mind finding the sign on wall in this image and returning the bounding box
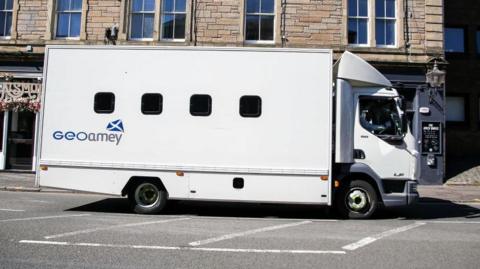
[0,82,42,112]
[421,121,442,154]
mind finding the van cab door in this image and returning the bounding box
[353,94,414,180]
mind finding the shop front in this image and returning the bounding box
[0,71,42,171]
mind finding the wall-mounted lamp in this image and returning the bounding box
[426,58,446,104]
[426,60,446,88]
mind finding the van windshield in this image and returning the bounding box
[359,97,403,137]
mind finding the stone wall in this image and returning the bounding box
[284,0,342,48]
[1,0,444,62]
[16,0,48,40]
[86,0,121,41]
[424,0,443,55]
[194,0,243,46]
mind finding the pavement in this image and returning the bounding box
[445,157,480,186]
[1,171,479,204]
[0,191,479,269]
[0,172,38,192]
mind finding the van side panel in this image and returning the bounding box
[38,47,332,204]
[39,166,328,203]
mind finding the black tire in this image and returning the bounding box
[335,180,378,219]
[128,180,168,214]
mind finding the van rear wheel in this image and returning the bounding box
[128,181,167,214]
[335,180,378,219]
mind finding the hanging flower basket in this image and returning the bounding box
[0,98,41,113]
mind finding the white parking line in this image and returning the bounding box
[342,222,426,251]
[44,217,191,239]
[189,220,311,247]
[186,216,338,223]
[0,214,90,223]
[191,247,345,254]
[424,220,480,224]
[0,208,25,212]
[23,199,54,204]
[19,240,345,255]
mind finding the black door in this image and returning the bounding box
[6,112,35,170]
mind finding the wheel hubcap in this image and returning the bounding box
[346,189,369,212]
[135,183,159,208]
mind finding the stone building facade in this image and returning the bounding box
[442,0,480,182]
[0,0,446,181]
[1,0,444,59]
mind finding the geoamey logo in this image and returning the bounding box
[53,120,124,146]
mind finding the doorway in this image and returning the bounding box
[6,111,36,170]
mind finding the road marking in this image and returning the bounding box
[188,220,311,247]
[23,199,54,204]
[44,217,191,239]
[342,222,426,251]
[0,208,25,212]
[418,202,480,205]
[0,214,90,223]
[19,240,345,255]
[191,247,345,254]
[20,240,69,246]
[185,216,337,223]
[424,220,480,224]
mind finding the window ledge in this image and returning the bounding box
[129,38,154,42]
[160,39,186,43]
[348,43,371,48]
[376,45,398,49]
[244,40,275,45]
[55,37,81,41]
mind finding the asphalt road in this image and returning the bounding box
[0,191,479,269]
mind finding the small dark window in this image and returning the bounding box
[190,94,212,116]
[444,27,466,53]
[240,95,262,117]
[233,177,244,189]
[141,93,163,115]
[94,92,115,113]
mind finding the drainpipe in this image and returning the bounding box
[281,0,287,47]
[404,0,411,54]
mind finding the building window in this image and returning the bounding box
[446,96,466,122]
[375,0,396,46]
[444,27,465,53]
[0,0,13,37]
[245,0,275,42]
[190,94,212,116]
[240,96,262,118]
[161,0,186,40]
[130,0,155,39]
[94,92,115,114]
[56,0,83,38]
[348,0,368,45]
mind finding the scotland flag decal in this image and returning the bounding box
[106,119,124,133]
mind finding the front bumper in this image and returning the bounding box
[382,181,419,207]
[406,181,419,205]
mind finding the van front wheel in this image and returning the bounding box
[335,180,378,219]
[128,181,167,214]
